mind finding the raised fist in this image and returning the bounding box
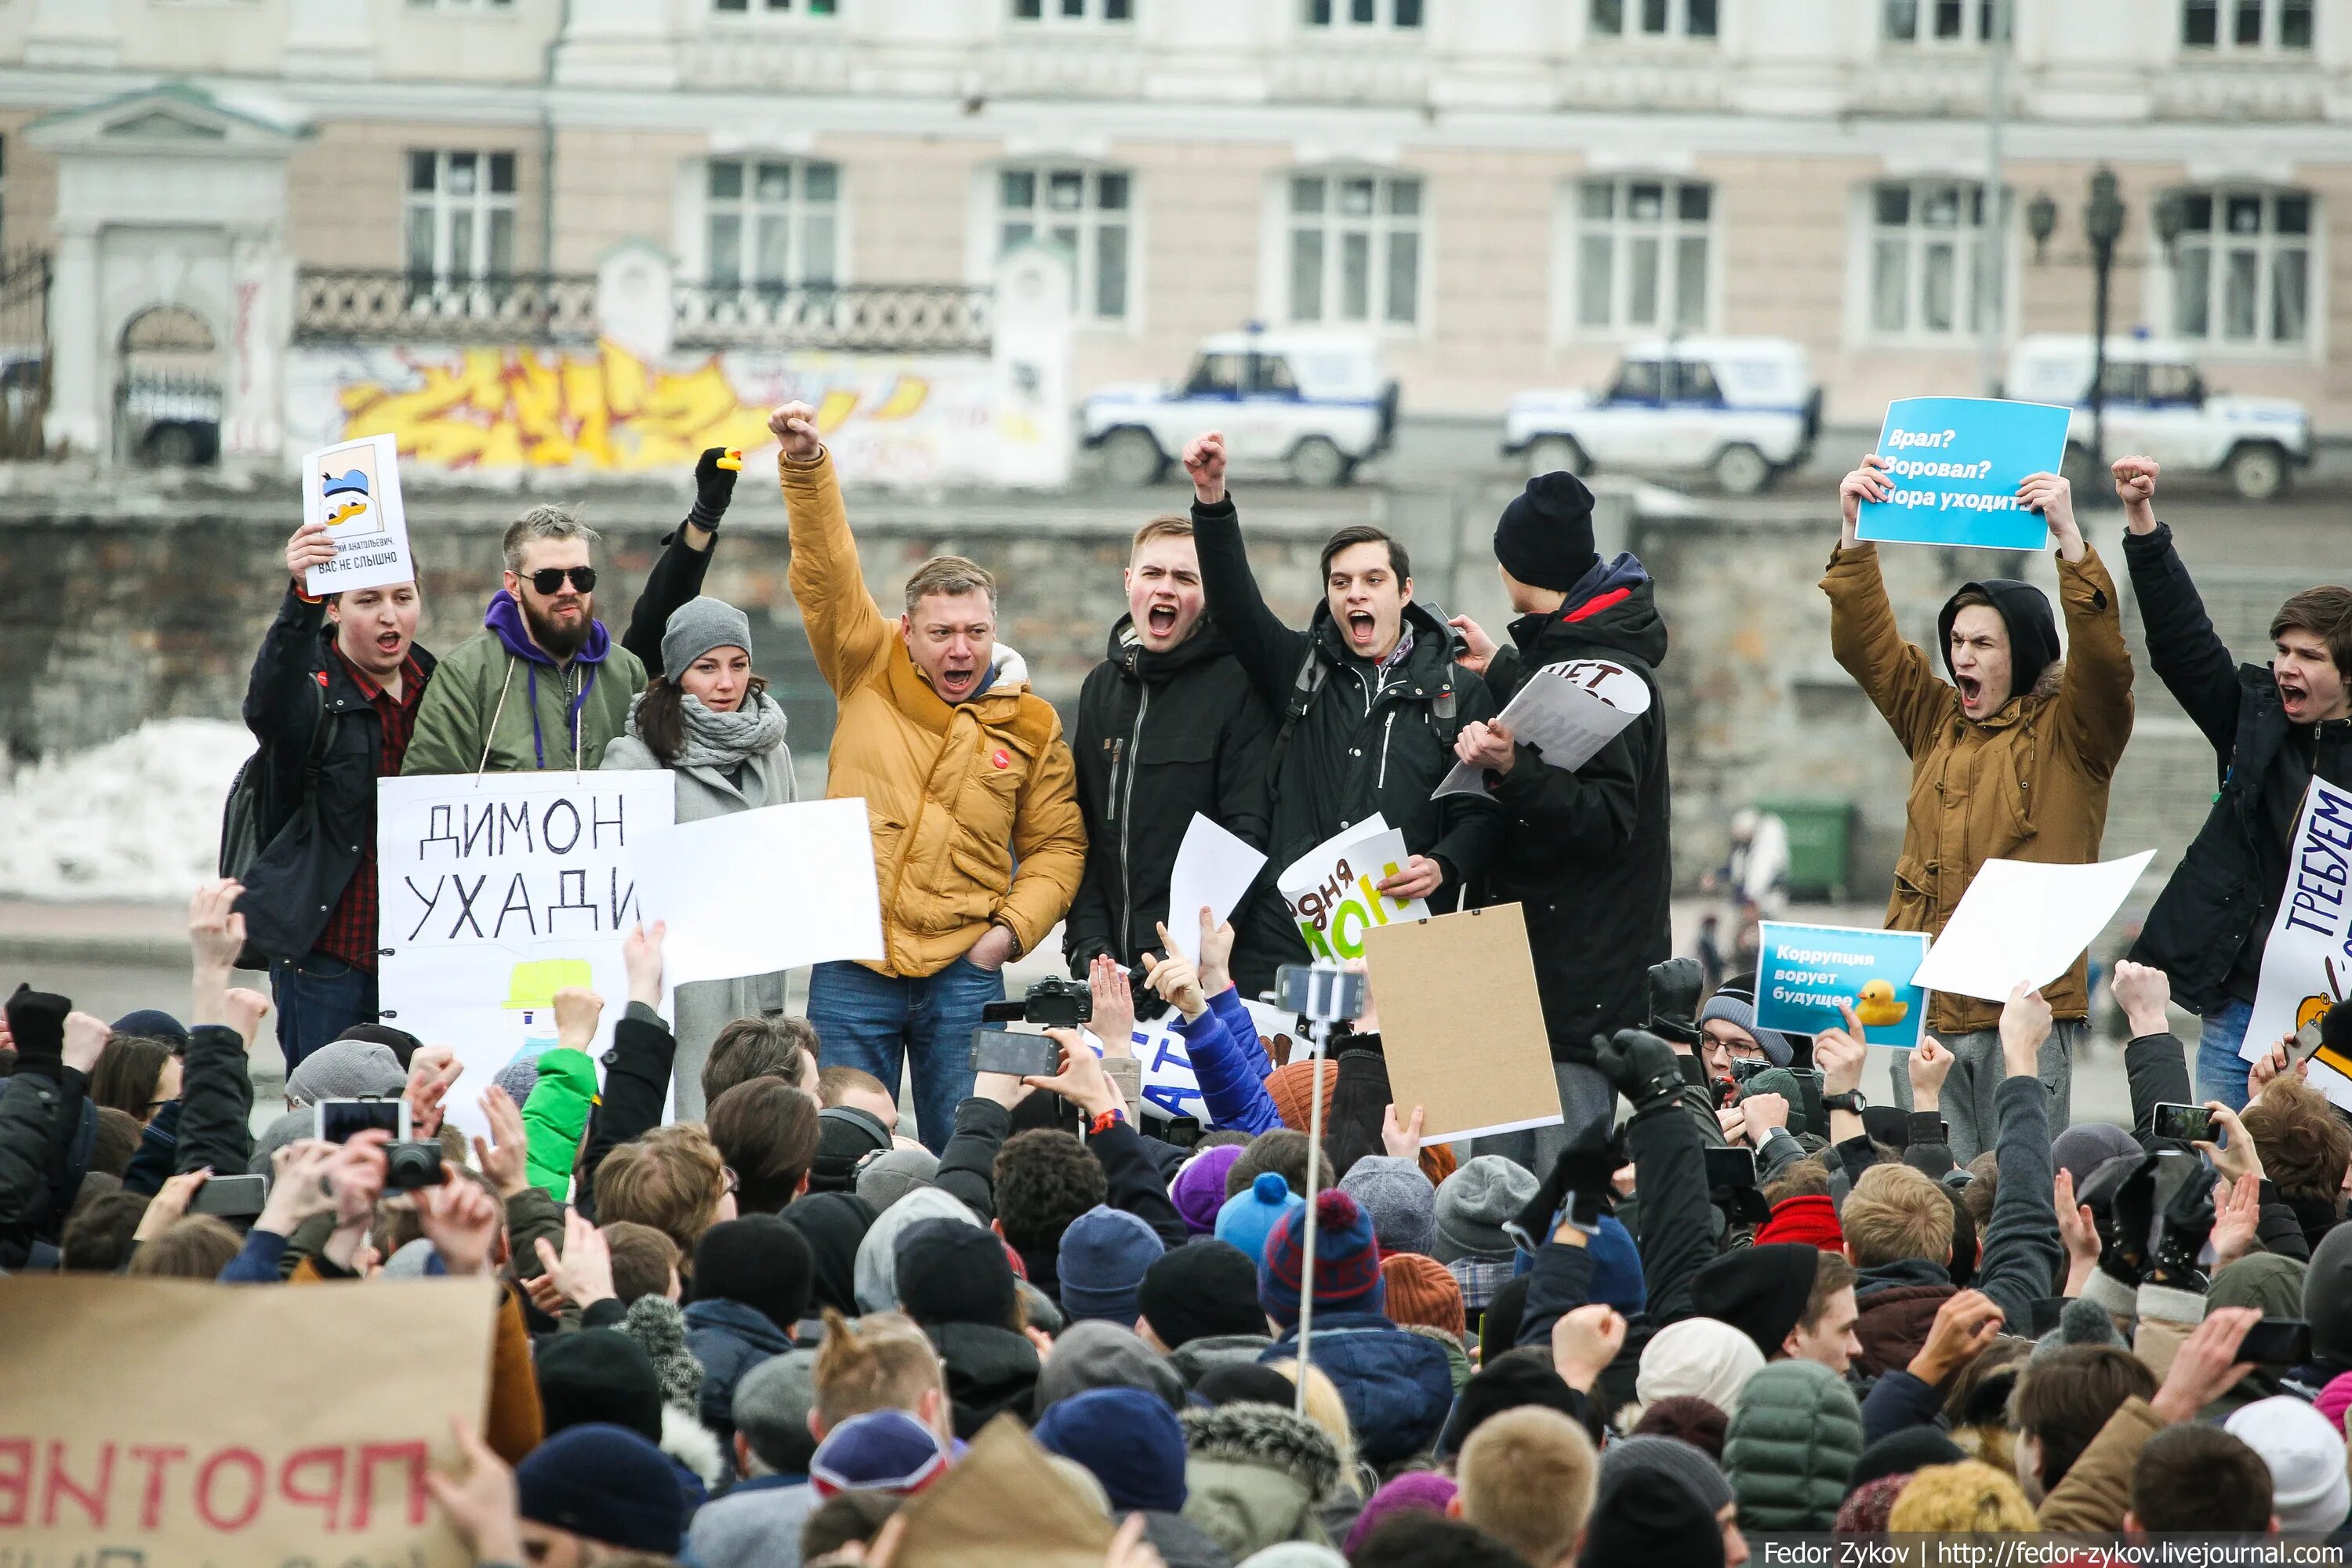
[768,402,822,463]
[2112,455,2159,508]
[1182,431,1227,506]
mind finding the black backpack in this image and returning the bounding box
[217,679,330,969]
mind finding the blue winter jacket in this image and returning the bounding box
[1176,986,1282,1135]
[1261,1310,1454,1465]
[684,1296,794,1441]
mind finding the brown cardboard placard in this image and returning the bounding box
[0,1274,495,1566]
[1363,902,1564,1144]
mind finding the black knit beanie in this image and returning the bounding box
[692,1215,813,1336]
[535,1328,664,1443]
[1690,1242,1819,1357]
[1494,471,1599,592]
[895,1217,1018,1329]
[1136,1240,1264,1349]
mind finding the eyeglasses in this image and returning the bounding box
[524,566,597,595]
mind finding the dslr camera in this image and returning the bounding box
[980,976,1091,1029]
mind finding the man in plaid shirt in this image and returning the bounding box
[233,520,435,1071]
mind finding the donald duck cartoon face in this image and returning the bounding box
[322,469,372,527]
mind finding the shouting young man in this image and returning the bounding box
[2118,455,2352,1108]
[1065,513,1285,1011]
[1825,456,2133,1160]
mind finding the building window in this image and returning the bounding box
[706,158,840,289]
[1301,0,1424,29]
[405,0,516,10]
[1012,0,1132,16]
[713,0,838,13]
[1287,172,1421,327]
[2182,0,2314,49]
[1882,0,2009,42]
[1865,180,2005,340]
[999,165,1132,322]
[2168,188,2313,346]
[1589,0,1719,39]
[405,151,517,285]
[1573,178,1713,332]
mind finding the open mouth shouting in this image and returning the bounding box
[1345,609,1377,648]
[1146,603,1178,637]
[1955,672,1984,711]
[935,664,977,699]
[376,630,405,657]
[2280,672,2313,719]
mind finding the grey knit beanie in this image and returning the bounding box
[284,1038,406,1108]
[1698,978,1795,1069]
[856,1145,940,1214]
[493,1054,543,1110]
[661,596,754,682]
[1339,1156,1438,1258]
[249,1108,313,1179]
[383,1238,437,1279]
[1601,1433,1735,1513]
[2030,1295,2129,1363]
[1434,1156,1536,1264]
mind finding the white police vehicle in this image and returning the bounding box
[1081,329,1399,488]
[1503,336,1822,495]
[2004,335,2311,502]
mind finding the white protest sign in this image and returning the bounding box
[633,798,884,990]
[1908,849,2156,1004]
[2245,778,2352,1108]
[301,432,416,595]
[378,771,675,1138]
[1276,815,1428,961]
[1087,997,1303,1122]
[1435,658,1650,799]
[1163,813,1269,964]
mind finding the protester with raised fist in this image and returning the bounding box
[770,401,1084,1151]
[1824,456,2133,1156]
[2116,453,2352,1109]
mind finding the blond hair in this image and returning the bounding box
[1130,514,1194,554]
[1271,1359,1359,1484]
[593,1123,728,1264]
[813,1308,946,1431]
[1459,1406,1598,1567]
[1887,1461,2038,1532]
[126,1215,242,1279]
[1842,1163,1955,1269]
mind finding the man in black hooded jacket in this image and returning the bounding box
[1064,511,1287,1013]
[1449,471,1673,1149]
[1183,431,1503,955]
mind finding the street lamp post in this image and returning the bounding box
[2082,168,2127,481]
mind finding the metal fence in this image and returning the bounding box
[0,248,50,458]
[671,280,992,353]
[293,270,603,344]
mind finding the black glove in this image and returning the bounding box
[4,982,70,1081]
[1507,1119,1624,1252]
[2089,1151,2158,1287]
[1593,1028,1683,1115]
[2148,1149,2216,1291]
[689,445,739,530]
[1646,957,1704,1047]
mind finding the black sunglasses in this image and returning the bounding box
[524,566,597,594]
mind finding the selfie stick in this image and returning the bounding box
[1286,963,1359,1422]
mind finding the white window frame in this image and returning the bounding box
[992,162,1138,327]
[1880,0,2008,45]
[1586,0,1720,43]
[1275,169,1426,333]
[2158,186,2319,356]
[702,157,842,290]
[1559,176,1717,340]
[1299,0,1425,32]
[1855,178,2011,347]
[404,150,517,286]
[710,0,840,16]
[1010,0,1134,20]
[2180,0,2314,53]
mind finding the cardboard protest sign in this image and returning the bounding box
[1363,903,1563,1144]
[1276,815,1428,961]
[1907,849,2156,1004]
[1856,397,2071,550]
[378,771,676,1138]
[0,1274,493,1567]
[1093,996,1302,1121]
[2245,778,2352,1107]
[1756,921,1931,1050]
[1163,813,1269,964]
[301,432,416,595]
[634,797,884,991]
[1435,658,1650,799]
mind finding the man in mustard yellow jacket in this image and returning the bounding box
[768,401,1086,1152]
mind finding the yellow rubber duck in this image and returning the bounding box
[1853,980,1908,1029]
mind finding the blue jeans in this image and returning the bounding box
[269,951,379,1076]
[805,956,1004,1152]
[2197,997,2255,1111]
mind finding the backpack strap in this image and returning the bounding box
[1265,641,1328,788]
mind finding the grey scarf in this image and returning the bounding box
[632,688,788,771]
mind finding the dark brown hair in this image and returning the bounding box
[1319,524,1409,583]
[1762,1156,1831,1207]
[2129,1424,2274,1533]
[90,1107,143,1177]
[2273,585,2352,677]
[2241,1077,2352,1206]
[1799,1250,1857,1334]
[601,1220,682,1305]
[61,1189,151,1273]
[709,1079,822,1214]
[703,1015,820,1107]
[993,1129,1107,1258]
[2010,1345,2157,1491]
[633,672,772,767]
[89,1035,175,1122]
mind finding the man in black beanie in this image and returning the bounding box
[685,1216,811,1443]
[893,1217,1041,1437]
[1437,1345,1591,1458]
[1450,469,1674,1160]
[1691,1243,1843,1367]
[1135,1239,1271,1381]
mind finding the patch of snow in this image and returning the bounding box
[0,718,252,901]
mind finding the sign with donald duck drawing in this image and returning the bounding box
[301,431,416,595]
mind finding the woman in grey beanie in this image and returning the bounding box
[603,595,797,1117]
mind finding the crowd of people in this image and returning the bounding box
[5,401,2352,1566]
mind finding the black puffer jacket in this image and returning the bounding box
[2124,523,2352,1013]
[1191,496,1503,931]
[1064,615,1288,1003]
[1476,557,1673,1061]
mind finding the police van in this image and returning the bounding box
[1081,329,1399,487]
[2005,334,2312,501]
[1503,336,1822,494]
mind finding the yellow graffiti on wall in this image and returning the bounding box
[336,339,932,470]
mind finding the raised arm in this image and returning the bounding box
[621,446,736,676]
[1822,456,1950,757]
[247,526,337,748]
[2115,459,2242,757]
[2016,471,2136,775]
[1185,431,1314,706]
[774,402,895,697]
